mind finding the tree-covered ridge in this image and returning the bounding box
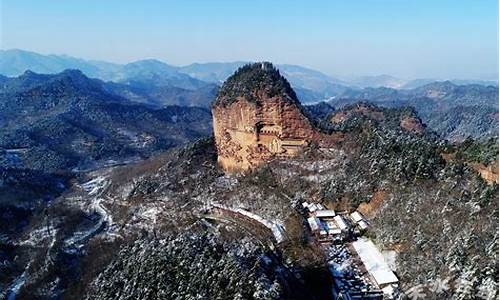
[85,233,302,300]
[328,81,499,142]
[0,70,212,172]
[214,62,299,107]
[455,137,499,165]
[312,102,429,139]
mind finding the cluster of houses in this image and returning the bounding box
[302,202,368,242]
[301,201,400,300]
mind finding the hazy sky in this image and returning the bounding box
[1,0,498,79]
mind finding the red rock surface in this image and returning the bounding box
[213,90,341,173]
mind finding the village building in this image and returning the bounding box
[350,211,370,232]
[301,201,400,299]
[352,238,400,299]
[315,209,336,218]
[307,216,321,232]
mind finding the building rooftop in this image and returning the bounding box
[352,238,399,287]
[334,215,348,231]
[358,220,369,230]
[307,217,321,231]
[315,209,336,218]
[351,211,364,222]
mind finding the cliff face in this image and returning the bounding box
[212,63,339,173]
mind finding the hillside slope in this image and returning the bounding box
[0,69,212,172]
[329,81,499,141]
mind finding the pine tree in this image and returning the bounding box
[475,277,498,300]
[453,265,478,300]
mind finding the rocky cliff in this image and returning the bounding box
[212,62,340,172]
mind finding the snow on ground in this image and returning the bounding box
[118,181,136,200]
[210,203,286,243]
[139,207,161,225]
[89,196,112,226]
[81,176,109,196]
[304,173,336,183]
[382,250,398,271]
[6,268,28,300]
[214,175,239,189]
[300,159,345,172]
[79,175,115,230]
[71,173,125,241]
[18,224,56,247]
[63,219,105,252]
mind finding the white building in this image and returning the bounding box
[307,203,318,212]
[307,217,321,232]
[334,215,348,232]
[358,220,369,231]
[350,211,364,223]
[315,209,336,219]
[352,238,399,298]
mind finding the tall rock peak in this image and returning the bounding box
[212,62,339,173]
[213,62,299,108]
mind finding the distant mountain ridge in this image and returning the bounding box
[0,49,209,90]
[1,50,497,141]
[3,49,495,98]
[0,49,351,103]
[343,74,498,89]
